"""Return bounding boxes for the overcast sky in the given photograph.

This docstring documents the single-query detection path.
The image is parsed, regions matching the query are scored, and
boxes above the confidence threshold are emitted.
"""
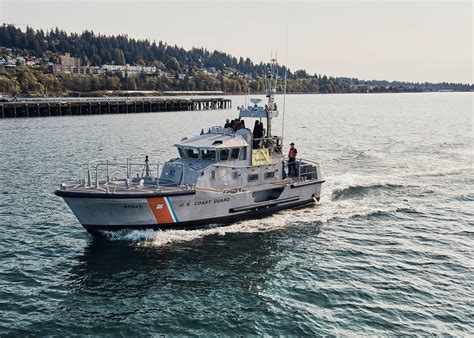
[0,0,472,83]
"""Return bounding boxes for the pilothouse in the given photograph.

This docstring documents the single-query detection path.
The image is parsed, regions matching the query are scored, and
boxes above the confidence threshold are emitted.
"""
[55,58,324,234]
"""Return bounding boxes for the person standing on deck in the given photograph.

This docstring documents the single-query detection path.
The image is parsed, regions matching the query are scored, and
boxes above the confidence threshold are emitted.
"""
[144,155,150,177]
[288,143,298,176]
[252,120,263,148]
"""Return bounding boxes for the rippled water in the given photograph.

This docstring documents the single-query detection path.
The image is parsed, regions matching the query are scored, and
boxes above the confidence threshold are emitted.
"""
[0,93,472,335]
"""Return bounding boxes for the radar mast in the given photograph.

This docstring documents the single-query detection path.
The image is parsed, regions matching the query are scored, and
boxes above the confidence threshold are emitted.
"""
[238,57,280,139]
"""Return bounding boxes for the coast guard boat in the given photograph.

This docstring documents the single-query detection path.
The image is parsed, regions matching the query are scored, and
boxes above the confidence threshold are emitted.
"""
[55,61,324,234]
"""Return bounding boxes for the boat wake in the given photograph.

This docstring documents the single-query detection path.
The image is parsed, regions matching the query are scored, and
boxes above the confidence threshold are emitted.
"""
[331,183,406,200]
[98,172,416,247]
[100,212,307,247]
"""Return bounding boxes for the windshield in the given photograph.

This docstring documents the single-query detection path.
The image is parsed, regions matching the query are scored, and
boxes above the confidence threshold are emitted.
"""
[200,149,216,160]
[219,149,229,161]
[186,148,199,158]
[230,148,240,160]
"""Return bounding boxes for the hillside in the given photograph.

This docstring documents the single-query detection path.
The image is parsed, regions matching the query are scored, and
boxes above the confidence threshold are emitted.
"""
[0,25,471,96]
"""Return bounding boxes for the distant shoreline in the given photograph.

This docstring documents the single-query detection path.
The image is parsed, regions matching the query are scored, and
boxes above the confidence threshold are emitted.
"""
[2,90,471,101]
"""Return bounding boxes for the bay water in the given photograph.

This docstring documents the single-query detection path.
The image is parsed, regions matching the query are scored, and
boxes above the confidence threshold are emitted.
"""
[0,93,472,335]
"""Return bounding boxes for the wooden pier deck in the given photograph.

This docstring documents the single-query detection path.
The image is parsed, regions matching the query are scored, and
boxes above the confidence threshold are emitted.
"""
[0,97,232,119]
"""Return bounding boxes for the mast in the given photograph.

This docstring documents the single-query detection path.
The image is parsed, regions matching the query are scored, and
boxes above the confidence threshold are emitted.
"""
[266,58,278,138]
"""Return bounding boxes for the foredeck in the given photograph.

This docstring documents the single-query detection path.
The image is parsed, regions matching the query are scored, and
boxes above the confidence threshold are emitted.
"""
[56,178,196,198]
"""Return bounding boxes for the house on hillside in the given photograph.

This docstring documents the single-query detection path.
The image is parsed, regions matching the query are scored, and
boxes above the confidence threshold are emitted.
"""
[16,57,26,66]
[49,53,83,73]
[59,53,82,68]
[101,64,157,76]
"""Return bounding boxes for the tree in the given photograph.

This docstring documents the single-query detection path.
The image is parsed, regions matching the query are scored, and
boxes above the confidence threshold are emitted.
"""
[113,48,125,65]
[125,76,137,90]
[106,75,121,90]
[0,76,21,95]
[17,68,44,94]
[166,57,181,71]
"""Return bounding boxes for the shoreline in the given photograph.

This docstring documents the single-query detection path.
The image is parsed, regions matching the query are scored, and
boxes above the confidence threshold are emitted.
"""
[2,90,471,101]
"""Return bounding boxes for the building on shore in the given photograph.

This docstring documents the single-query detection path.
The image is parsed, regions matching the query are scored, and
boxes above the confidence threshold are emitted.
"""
[59,53,82,68]
[101,64,157,76]
[49,60,159,76]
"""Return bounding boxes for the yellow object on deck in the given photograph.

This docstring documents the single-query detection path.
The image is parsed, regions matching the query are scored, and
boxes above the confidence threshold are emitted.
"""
[252,148,271,166]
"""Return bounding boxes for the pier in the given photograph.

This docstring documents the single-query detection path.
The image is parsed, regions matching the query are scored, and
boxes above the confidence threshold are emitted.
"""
[0,97,232,119]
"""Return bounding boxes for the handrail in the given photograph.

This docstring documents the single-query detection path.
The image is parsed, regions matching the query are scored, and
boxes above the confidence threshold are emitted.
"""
[252,135,284,155]
[86,156,185,189]
[203,157,320,184]
[84,155,319,190]
[210,157,319,169]
[282,157,320,166]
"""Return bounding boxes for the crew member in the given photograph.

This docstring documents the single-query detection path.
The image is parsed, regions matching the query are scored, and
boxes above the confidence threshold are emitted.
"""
[252,120,263,148]
[224,119,231,128]
[234,118,243,131]
[288,143,298,176]
[144,155,150,177]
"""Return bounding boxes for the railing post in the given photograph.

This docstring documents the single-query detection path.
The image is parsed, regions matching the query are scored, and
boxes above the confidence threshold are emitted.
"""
[87,163,91,187]
[298,159,302,182]
[126,158,129,179]
[156,163,160,189]
[95,165,99,188]
[106,160,109,182]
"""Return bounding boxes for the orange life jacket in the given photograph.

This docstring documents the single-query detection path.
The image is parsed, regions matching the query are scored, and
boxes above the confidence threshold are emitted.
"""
[288,148,297,158]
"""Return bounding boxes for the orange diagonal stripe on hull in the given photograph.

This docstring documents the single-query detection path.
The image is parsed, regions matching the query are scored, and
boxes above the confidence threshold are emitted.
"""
[147,197,174,224]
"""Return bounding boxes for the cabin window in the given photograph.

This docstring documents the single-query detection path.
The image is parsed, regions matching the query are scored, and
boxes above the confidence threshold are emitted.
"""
[239,147,247,160]
[210,170,216,180]
[178,147,186,158]
[201,149,216,161]
[219,149,229,161]
[230,148,240,160]
[264,171,275,179]
[186,148,199,159]
[248,173,259,182]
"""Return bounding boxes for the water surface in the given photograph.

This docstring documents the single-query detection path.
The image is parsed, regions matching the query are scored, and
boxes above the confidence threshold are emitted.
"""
[0,93,472,335]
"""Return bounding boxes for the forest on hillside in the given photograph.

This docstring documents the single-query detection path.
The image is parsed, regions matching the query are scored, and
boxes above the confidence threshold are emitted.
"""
[0,25,471,96]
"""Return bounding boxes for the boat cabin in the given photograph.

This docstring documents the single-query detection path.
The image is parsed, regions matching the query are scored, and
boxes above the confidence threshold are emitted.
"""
[159,122,284,191]
[158,63,305,192]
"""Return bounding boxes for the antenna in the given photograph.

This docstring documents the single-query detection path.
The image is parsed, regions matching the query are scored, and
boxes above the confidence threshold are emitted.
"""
[281,22,289,146]
[274,52,279,90]
[245,77,249,107]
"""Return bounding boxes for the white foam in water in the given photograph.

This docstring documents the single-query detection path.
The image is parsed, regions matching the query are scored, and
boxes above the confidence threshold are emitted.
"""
[318,172,410,221]
[138,215,297,247]
[102,172,409,247]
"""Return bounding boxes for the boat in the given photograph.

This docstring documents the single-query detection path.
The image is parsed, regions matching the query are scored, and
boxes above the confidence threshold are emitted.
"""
[55,59,324,234]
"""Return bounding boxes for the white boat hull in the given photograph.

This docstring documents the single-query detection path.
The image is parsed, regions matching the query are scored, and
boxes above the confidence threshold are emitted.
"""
[58,181,322,233]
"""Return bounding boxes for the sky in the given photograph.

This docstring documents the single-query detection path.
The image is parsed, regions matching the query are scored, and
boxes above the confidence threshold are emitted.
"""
[0,0,472,83]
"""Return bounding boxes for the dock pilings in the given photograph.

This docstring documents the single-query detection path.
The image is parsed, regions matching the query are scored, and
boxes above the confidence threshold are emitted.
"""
[0,97,232,118]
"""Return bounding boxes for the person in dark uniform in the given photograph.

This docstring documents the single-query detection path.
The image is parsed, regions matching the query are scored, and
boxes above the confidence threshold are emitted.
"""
[224,119,231,128]
[144,155,150,177]
[288,143,298,176]
[252,120,263,148]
